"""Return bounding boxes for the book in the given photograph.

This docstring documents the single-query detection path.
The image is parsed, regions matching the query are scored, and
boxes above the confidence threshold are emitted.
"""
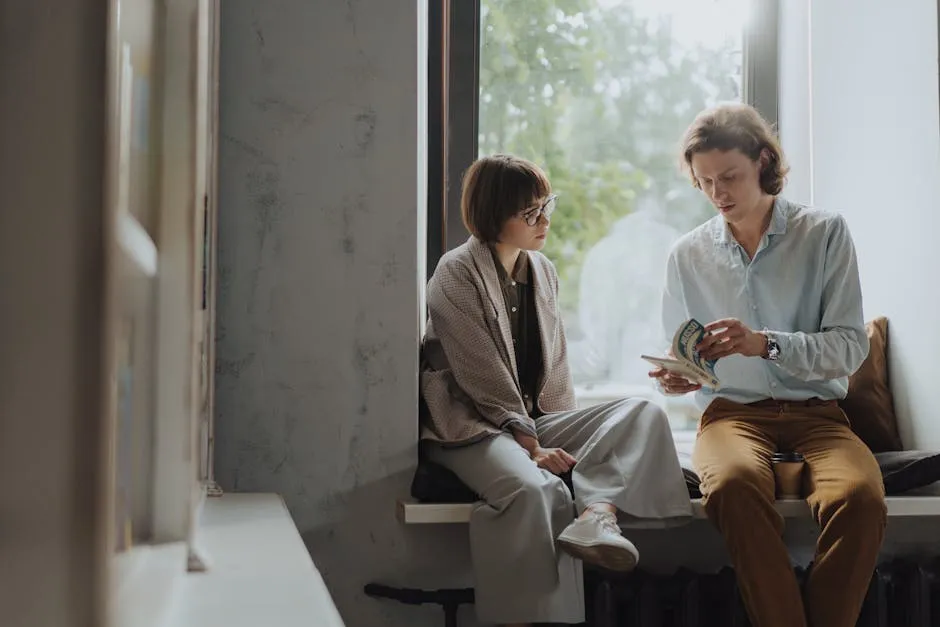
[641,318,721,388]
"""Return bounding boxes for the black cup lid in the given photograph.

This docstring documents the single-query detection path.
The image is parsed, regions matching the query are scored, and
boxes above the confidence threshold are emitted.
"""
[772,451,804,462]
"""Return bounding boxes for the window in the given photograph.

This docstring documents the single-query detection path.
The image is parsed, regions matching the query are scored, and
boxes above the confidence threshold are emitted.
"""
[110,0,218,552]
[109,0,220,622]
[430,0,778,431]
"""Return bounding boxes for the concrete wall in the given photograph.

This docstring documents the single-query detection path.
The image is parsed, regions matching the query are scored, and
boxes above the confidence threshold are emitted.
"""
[214,2,477,626]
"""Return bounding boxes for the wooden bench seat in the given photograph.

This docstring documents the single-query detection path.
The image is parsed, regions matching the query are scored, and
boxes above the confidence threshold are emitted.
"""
[398,485,940,524]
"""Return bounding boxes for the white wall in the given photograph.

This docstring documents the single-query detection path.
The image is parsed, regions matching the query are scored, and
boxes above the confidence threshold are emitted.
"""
[808,0,940,449]
[778,0,813,205]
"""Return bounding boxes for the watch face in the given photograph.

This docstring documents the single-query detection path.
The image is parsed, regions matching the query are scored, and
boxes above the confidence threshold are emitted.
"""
[768,341,781,360]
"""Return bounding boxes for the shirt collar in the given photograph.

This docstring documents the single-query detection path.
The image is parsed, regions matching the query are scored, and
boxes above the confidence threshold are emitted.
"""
[713,196,789,246]
[767,196,789,235]
[489,247,530,285]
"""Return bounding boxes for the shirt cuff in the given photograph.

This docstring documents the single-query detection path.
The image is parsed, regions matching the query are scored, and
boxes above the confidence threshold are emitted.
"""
[502,415,537,437]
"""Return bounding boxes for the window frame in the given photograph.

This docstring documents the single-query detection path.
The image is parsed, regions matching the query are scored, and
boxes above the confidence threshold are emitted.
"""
[149,0,215,549]
[745,0,781,129]
[427,0,481,274]
[107,0,220,623]
[427,0,781,274]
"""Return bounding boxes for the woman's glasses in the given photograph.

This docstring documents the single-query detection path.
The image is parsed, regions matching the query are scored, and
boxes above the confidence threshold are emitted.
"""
[519,194,558,226]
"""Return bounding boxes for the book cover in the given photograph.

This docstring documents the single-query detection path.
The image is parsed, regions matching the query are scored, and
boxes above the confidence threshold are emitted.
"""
[642,318,721,388]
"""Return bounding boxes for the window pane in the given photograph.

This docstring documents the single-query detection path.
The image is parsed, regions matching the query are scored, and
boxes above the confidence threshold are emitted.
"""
[479,0,745,430]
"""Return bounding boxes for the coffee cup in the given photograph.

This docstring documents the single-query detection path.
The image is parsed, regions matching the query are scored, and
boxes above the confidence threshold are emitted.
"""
[772,451,805,500]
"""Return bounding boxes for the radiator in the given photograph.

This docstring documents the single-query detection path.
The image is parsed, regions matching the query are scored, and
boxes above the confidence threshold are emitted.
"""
[586,559,940,627]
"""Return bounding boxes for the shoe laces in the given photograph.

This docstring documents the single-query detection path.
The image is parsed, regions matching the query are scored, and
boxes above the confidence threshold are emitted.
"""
[588,510,621,535]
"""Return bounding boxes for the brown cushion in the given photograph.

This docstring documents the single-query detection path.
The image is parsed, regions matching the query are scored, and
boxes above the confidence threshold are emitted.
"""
[839,317,903,452]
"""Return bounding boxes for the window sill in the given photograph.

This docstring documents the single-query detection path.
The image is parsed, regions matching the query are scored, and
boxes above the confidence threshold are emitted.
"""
[112,541,188,627]
[113,493,344,627]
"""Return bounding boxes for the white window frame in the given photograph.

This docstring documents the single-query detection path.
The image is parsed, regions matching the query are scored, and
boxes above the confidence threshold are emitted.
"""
[105,0,220,624]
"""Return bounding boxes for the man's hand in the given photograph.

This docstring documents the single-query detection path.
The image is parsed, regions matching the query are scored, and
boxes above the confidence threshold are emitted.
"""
[647,349,702,395]
[697,318,767,361]
[531,447,577,475]
[648,366,702,395]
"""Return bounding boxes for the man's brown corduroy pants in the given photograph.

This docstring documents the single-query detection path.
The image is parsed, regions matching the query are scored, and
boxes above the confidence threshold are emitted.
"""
[693,397,887,627]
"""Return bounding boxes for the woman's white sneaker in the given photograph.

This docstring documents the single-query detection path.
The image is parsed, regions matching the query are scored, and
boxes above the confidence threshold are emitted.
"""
[557,510,639,572]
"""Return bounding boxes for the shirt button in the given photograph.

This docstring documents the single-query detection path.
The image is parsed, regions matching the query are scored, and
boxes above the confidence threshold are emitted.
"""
[752,304,758,310]
[511,306,518,312]
[771,382,777,388]
[511,281,517,286]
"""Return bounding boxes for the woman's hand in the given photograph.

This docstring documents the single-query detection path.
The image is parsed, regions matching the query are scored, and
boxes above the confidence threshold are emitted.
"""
[697,318,768,361]
[532,447,577,475]
[648,367,702,395]
[511,429,576,474]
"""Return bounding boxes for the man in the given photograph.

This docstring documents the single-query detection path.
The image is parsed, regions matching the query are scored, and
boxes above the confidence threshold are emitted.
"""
[650,103,886,627]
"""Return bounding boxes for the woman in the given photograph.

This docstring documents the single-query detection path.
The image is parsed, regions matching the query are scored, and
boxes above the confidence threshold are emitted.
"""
[421,154,692,626]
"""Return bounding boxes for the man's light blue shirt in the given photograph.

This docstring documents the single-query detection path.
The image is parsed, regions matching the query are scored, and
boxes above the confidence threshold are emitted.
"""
[662,196,870,410]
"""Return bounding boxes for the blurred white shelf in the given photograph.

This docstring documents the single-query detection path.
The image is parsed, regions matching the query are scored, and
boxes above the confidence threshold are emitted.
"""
[165,493,345,627]
[119,211,158,278]
[112,541,187,627]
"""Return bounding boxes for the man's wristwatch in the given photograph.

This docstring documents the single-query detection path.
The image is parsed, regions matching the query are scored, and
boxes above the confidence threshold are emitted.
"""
[761,331,781,361]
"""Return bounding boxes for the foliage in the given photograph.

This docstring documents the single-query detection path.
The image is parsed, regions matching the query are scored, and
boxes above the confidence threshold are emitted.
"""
[479,0,741,320]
